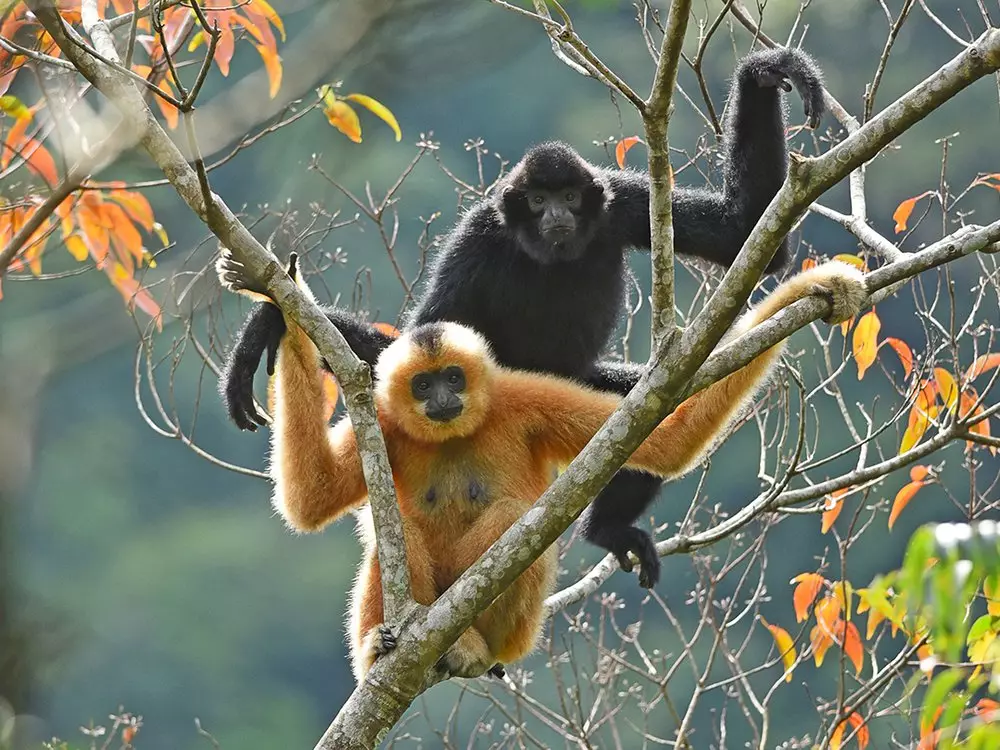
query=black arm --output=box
[219,303,396,431]
[606,47,825,273]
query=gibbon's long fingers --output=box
[269,322,368,532]
[628,262,865,480]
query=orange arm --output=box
[270,322,370,532]
[513,262,865,480]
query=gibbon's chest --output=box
[472,247,627,376]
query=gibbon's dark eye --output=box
[565,191,576,202]
[447,372,460,384]
[532,194,545,205]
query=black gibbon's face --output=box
[526,188,583,243]
[411,365,467,422]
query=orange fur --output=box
[268,261,865,681]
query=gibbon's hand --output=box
[216,252,300,430]
[741,48,826,129]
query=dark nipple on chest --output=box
[468,479,485,503]
[424,487,437,505]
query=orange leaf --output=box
[615,136,643,168]
[810,624,834,666]
[974,698,1000,718]
[888,480,925,530]
[822,489,846,534]
[910,465,929,482]
[837,620,864,674]
[373,322,401,338]
[211,12,235,76]
[19,137,58,186]
[833,253,866,271]
[833,713,870,750]
[965,353,1000,380]
[801,257,818,272]
[255,43,281,99]
[324,99,362,143]
[321,373,339,422]
[791,573,825,622]
[109,262,162,330]
[831,719,845,750]
[815,596,841,635]
[853,309,881,379]
[883,337,913,378]
[933,367,958,412]
[760,617,796,683]
[247,0,285,41]
[893,190,934,233]
[110,190,154,231]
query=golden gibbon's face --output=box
[374,323,495,442]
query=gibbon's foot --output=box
[590,525,661,589]
[372,624,397,656]
[359,624,398,671]
[489,664,506,680]
[216,250,299,299]
[741,48,825,129]
[436,630,495,679]
[805,262,868,324]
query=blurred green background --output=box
[2,0,999,748]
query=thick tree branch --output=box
[644,0,691,349]
[24,0,414,617]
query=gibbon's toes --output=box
[809,262,868,325]
[374,624,397,656]
[614,550,634,573]
[437,646,493,679]
[606,527,660,588]
[488,664,506,680]
[753,69,793,92]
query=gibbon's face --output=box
[410,365,467,423]
[374,323,494,442]
[500,144,608,265]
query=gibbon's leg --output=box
[579,359,665,589]
[449,501,558,668]
[350,522,438,682]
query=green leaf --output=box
[0,95,31,120]
[967,614,996,645]
[921,668,966,732]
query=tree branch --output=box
[644,0,691,350]
[25,0,414,618]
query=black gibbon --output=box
[219,250,865,680]
[220,48,827,589]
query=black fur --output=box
[220,49,826,587]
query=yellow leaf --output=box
[933,367,958,412]
[831,580,855,618]
[188,30,205,51]
[761,618,796,683]
[790,573,825,623]
[152,221,169,246]
[815,595,841,636]
[892,190,934,233]
[985,577,1000,616]
[853,309,881,379]
[883,337,913,379]
[865,607,886,639]
[833,253,865,270]
[614,136,643,168]
[64,234,88,261]
[323,99,361,143]
[344,93,401,142]
[888,480,925,530]
[0,95,31,120]
[250,0,285,40]
[255,43,282,99]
